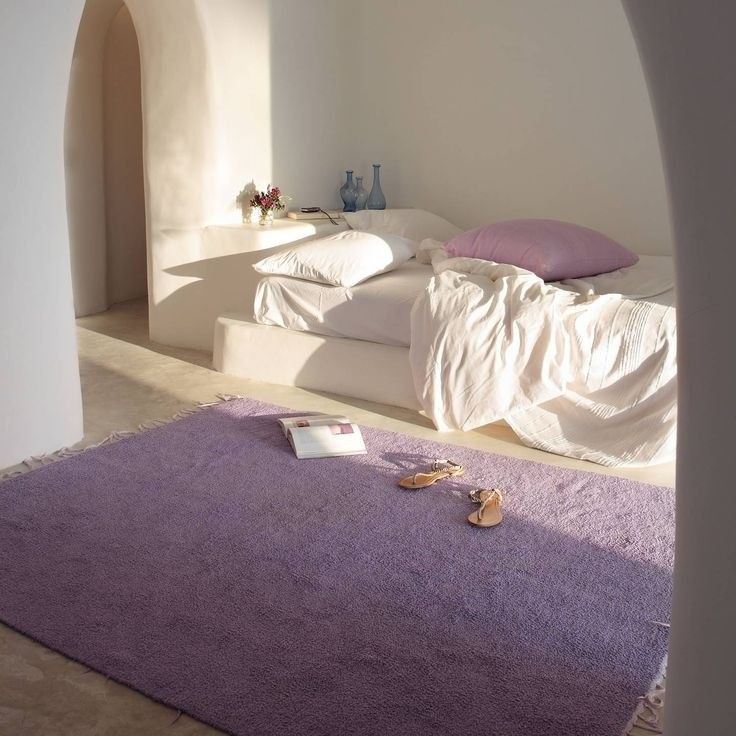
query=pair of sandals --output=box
[398,459,503,528]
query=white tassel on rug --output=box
[0,394,244,481]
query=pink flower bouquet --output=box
[249,185,289,225]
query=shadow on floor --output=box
[76,297,213,369]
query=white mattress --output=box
[254,255,675,347]
[254,259,433,346]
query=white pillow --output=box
[343,208,461,243]
[253,230,416,287]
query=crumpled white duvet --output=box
[409,253,677,466]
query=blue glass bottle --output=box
[367,164,386,210]
[340,170,357,212]
[354,176,368,211]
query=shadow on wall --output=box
[158,226,329,351]
[159,251,264,350]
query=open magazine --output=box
[278,414,367,459]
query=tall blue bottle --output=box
[366,164,386,210]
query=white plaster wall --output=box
[199,0,354,219]
[128,0,231,347]
[267,0,353,211]
[0,0,85,468]
[200,0,273,225]
[128,0,353,348]
[104,4,147,304]
[351,0,672,255]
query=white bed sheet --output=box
[254,255,676,347]
[558,255,675,307]
[254,259,433,347]
[410,254,677,465]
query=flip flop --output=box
[398,459,465,489]
[467,488,504,527]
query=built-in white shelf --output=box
[203,218,348,258]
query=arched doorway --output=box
[65,0,147,318]
[103,4,146,307]
[65,0,217,341]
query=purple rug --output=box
[0,398,672,736]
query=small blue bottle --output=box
[367,164,386,210]
[340,170,358,212]
[354,176,368,211]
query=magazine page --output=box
[287,423,366,459]
[278,414,351,437]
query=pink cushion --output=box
[444,219,639,281]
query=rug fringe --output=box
[622,654,667,735]
[0,394,244,482]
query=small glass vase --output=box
[340,170,358,212]
[354,176,368,211]
[258,209,274,227]
[367,164,386,210]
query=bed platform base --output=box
[214,313,421,410]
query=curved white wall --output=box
[625,2,736,732]
[351,0,672,255]
[0,0,84,468]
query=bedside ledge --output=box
[203,218,348,258]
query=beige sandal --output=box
[467,488,504,527]
[398,459,465,489]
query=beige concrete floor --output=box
[0,299,671,735]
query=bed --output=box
[253,255,675,346]
[213,213,677,467]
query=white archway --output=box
[65,0,218,332]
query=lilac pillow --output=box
[444,219,639,281]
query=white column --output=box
[624,2,736,733]
[0,1,85,467]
